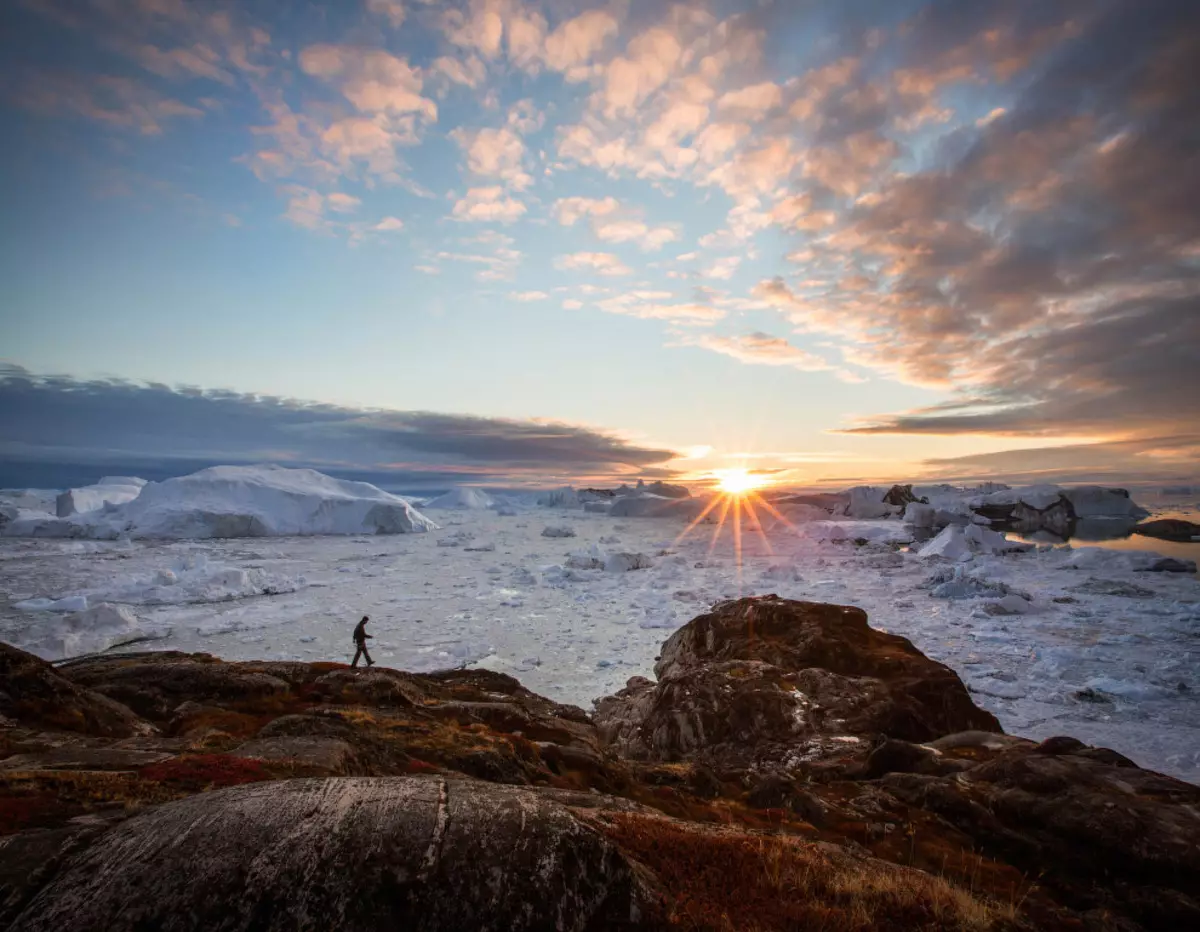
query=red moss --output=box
[0,793,61,834]
[138,754,270,792]
[401,758,440,774]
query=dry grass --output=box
[600,814,1018,932]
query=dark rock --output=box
[1146,557,1197,573]
[1033,736,1088,756]
[58,652,289,721]
[230,736,357,773]
[745,774,829,825]
[864,739,938,778]
[5,777,656,932]
[1133,518,1200,542]
[595,597,999,768]
[882,740,1200,929]
[0,747,172,772]
[0,643,148,738]
[1069,578,1156,598]
[882,484,921,508]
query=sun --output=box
[715,468,767,496]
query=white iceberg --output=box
[841,486,894,519]
[423,486,496,510]
[18,602,151,661]
[537,487,581,508]
[918,523,1032,560]
[56,476,147,517]
[3,465,438,539]
[609,494,698,518]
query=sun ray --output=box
[748,491,796,533]
[672,492,725,547]
[742,495,774,557]
[707,494,733,558]
[733,494,743,593]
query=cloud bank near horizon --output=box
[0,366,679,487]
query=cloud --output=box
[18,73,204,135]
[594,293,725,324]
[592,219,679,251]
[599,27,684,117]
[544,9,620,73]
[433,243,522,281]
[0,367,679,485]
[701,256,741,280]
[299,45,437,120]
[366,0,406,29]
[677,332,833,371]
[431,54,486,88]
[451,186,527,223]
[450,126,531,189]
[509,290,548,301]
[506,98,543,133]
[716,81,782,117]
[916,436,1200,486]
[554,252,632,277]
[374,216,404,231]
[562,299,583,310]
[748,0,1200,453]
[552,196,619,225]
[552,196,678,250]
[326,192,361,213]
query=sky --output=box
[1,0,1197,490]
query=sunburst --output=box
[672,468,795,592]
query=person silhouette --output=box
[351,615,374,668]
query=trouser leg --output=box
[362,647,374,666]
[351,646,363,667]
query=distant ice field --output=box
[2,508,1198,783]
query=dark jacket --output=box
[353,620,371,644]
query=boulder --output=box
[594,597,999,769]
[881,738,1200,929]
[0,642,148,737]
[5,777,657,932]
[882,484,921,508]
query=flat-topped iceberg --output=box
[2,465,437,540]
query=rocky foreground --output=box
[1,597,1197,931]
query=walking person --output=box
[351,615,374,668]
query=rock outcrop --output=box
[594,597,1000,770]
[9,777,653,932]
[3,597,1199,932]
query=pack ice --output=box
[2,465,438,539]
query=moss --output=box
[138,754,271,793]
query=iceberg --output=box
[423,487,496,510]
[2,465,437,540]
[56,477,147,517]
